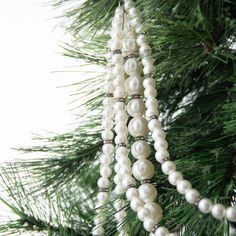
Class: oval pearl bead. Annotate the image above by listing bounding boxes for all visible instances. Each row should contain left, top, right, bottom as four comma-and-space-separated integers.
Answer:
103, 97, 114, 107
185, 189, 200, 204
211, 204, 226, 220
155, 227, 169, 236
138, 183, 157, 202
97, 192, 108, 203
145, 97, 158, 108
132, 159, 155, 181
127, 98, 145, 117
155, 149, 170, 163
124, 58, 139, 76
122, 175, 136, 188
114, 86, 125, 98
125, 76, 144, 95
168, 171, 183, 186
169, 233, 179, 236
152, 128, 166, 140
154, 139, 168, 150
100, 165, 112, 177
144, 86, 157, 98
102, 118, 113, 129
115, 123, 128, 134
142, 58, 154, 67
146, 108, 159, 118
101, 129, 114, 140
113, 64, 124, 76
116, 146, 129, 157
114, 102, 125, 112
117, 156, 131, 166
111, 40, 122, 51
128, 117, 149, 137
97, 177, 110, 188
115, 111, 128, 123
143, 218, 158, 232
137, 34, 147, 46
114, 199, 126, 210
115, 134, 128, 145
161, 161, 176, 175
226, 207, 236, 222
112, 54, 124, 64
126, 187, 139, 201
119, 165, 132, 176
145, 202, 163, 220
114, 174, 123, 185
100, 155, 112, 165
177, 180, 192, 195
137, 207, 150, 221
92, 226, 104, 235
102, 143, 114, 155
148, 119, 161, 131
131, 140, 151, 159
130, 197, 144, 212
139, 44, 152, 57
114, 184, 126, 195
143, 64, 156, 75
198, 198, 213, 214
122, 38, 138, 52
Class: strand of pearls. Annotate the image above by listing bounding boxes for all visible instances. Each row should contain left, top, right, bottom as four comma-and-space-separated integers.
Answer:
124, 0, 236, 224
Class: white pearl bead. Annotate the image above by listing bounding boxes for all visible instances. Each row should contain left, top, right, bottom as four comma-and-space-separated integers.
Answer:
226, 207, 236, 222
125, 76, 144, 95
122, 175, 136, 188
143, 217, 158, 232
111, 30, 123, 40
130, 197, 144, 212
117, 156, 131, 166
92, 226, 104, 235
113, 77, 124, 87
102, 118, 113, 129
168, 171, 183, 186
144, 86, 157, 98
114, 174, 123, 185
97, 192, 108, 203
152, 128, 166, 140
114, 184, 126, 195
113, 64, 124, 76
128, 7, 140, 18
103, 97, 114, 107
124, 0, 134, 10
100, 155, 112, 165
115, 6, 123, 14
111, 40, 122, 51
115, 134, 128, 145
102, 108, 114, 118
102, 143, 114, 155
177, 180, 192, 195
112, 54, 124, 64
155, 227, 169, 236
155, 149, 170, 163
115, 210, 127, 222
114, 102, 125, 112
128, 117, 149, 137
185, 189, 200, 204
126, 187, 139, 201
97, 177, 110, 188
100, 165, 112, 177
142, 58, 154, 67
137, 207, 150, 221
120, 165, 132, 176
115, 111, 128, 123
139, 44, 152, 57
114, 199, 126, 210
169, 233, 179, 236
127, 98, 145, 117
104, 82, 114, 93
132, 159, 155, 181
114, 162, 121, 173
161, 161, 176, 175
94, 216, 106, 225
131, 140, 151, 159
138, 183, 157, 202
148, 119, 161, 132
124, 58, 139, 76
130, 16, 143, 28
137, 34, 147, 46
198, 198, 213, 214
135, 24, 145, 34
145, 97, 158, 108
114, 86, 125, 98
122, 38, 138, 52
101, 129, 114, 140
211, 204, 226, 220
115, 123, 128, 134
145, 202, 163, 220
146, 108, 159, 118
143, 64, 156, 75
116, 146, 129, 156
154, 139, 168, 150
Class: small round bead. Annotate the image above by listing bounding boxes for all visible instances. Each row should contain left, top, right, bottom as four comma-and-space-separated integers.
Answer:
131, 140, 151, 159
226, 207, 236, 222
117, 156, 131, 166
152, 128, 166, 140
124, 58, 139, 76
114, 184, 126, 195
102, 143, 114, 154
102, 118, 114, 129
115, 134, 128, 145
122, 175, 136, 188
155, 227, 169, 236
139, 44, 152, 57
113, 77, 124, 86
115, 111, 128, 123
137, 34, 147, 46
97, 192, 108, 203
130, 197, 144, 212
146, 108, 159, 118
126, 187, 139, 201
198, 198, 213, 214
155, 149, 170, 163
177, 180, 192, 195
102, 108, 114, 118
111, 40, 122, 51
185, 189, 200, 204
114, 199, 126, 210
145, 202, 163, 221
144, 87, 157, 98
101, 129, 114, 140
145, 97, 158, 108
114, 174, 123, 185
100, 165, 112, 177
148, 119, 161, 131
122, 38, 138, 53
137, 207, 150, 221
113, 64, 124, 76
142, 58, 154, 67
161, 161, 176, 175
116, 146, 129, 157
97, 177, 110, 188
127, 98, 145, 117
115, 210, 127, 222
119, 165, 132, 176
128, 117, 149, 138
143, 218, 158, 232
154, 139, 168, 150
114, 86, 125, 98
211, 204, 226, 220
138, 183, 157, 202
103, 97, 114, 107
125, 76, 144, 95
168, 171, 183, 186
114, 102, 125, 112
94, 216, 106, 226
143, 64, 156, 75
132, 159, 155, 181
92, 226, 104, 235
115, 123, 128, 134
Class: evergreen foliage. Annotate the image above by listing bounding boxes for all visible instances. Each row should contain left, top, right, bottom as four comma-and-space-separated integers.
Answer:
0, 0, 236, 235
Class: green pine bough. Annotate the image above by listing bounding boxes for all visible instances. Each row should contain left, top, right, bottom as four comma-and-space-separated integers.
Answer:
0, 0, 235, 235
